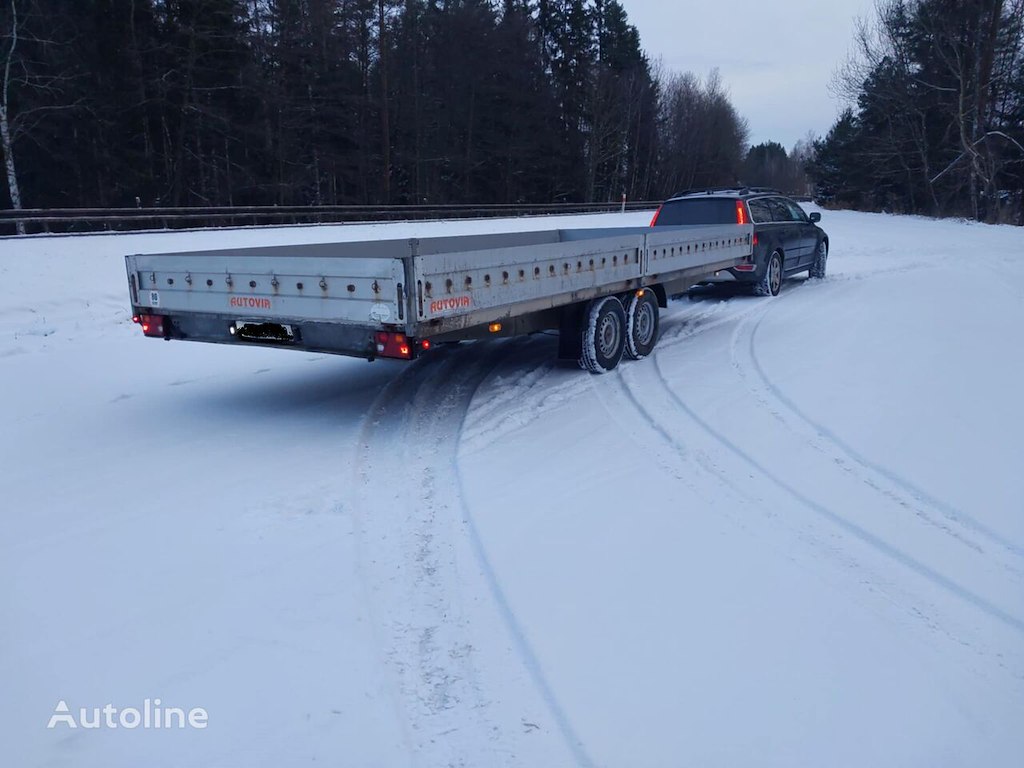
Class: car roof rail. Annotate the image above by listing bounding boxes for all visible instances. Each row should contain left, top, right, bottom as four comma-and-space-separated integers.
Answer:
670, 186, 750, 198
667, 186, 790, 201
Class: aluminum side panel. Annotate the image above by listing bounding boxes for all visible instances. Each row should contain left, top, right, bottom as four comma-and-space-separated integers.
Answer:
643, 224, 753, 275
414, 234, 645, 322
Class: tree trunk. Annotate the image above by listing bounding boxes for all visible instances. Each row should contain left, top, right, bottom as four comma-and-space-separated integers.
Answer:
0, 103, 23, 232
2, 0, 24, 233
378, 0, 391, 203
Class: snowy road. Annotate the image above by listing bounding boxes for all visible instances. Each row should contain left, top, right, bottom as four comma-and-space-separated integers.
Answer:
2, 210, 1023, 766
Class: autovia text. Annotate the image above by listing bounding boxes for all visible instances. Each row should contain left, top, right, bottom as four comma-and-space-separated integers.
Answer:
429, 296, 472, 314
230, 296, 272, 310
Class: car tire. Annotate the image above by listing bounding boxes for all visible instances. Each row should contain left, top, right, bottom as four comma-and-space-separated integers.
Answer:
753, 251, 783, 297
809, 240, 828, 279
578, 296, 626, 373
624, 290, 660, 360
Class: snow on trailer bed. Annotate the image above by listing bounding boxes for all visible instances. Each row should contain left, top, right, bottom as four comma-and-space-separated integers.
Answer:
2, 210, 1023, 768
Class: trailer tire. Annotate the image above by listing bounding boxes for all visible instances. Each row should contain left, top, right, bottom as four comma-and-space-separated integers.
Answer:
624, 290, 660, 360
579, 296, 626, 373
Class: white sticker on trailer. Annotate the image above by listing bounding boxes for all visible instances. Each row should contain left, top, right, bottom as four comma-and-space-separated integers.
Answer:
149, 291, 160, 307
369, 304, 392, 323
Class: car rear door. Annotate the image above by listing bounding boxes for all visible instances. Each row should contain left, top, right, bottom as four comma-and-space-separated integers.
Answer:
779, 198, 818, 267
764, 197, 803, 266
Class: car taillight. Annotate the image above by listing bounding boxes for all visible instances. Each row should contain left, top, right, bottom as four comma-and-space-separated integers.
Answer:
375, 331, 415, 360
649, 206, 662, 226
735, 200, 750, 225
135, 314, 167, 337
752, 232, 759, 246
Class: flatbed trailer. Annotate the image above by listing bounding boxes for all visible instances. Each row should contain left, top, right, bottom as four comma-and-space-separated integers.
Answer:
126, 222, 753, 372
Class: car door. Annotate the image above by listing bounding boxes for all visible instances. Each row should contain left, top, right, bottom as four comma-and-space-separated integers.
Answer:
780, 198, 818, 267
764, 197, 803, 267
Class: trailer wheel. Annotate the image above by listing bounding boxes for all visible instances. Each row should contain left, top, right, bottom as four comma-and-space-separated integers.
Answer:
579, 296, 626, 373
624, 290, 660, 360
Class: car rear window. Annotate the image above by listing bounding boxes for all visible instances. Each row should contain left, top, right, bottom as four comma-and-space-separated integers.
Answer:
654, 198, 737, 225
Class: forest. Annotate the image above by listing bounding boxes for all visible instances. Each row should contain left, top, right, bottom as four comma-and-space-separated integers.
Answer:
810, 0, 1024, 224
0, 0, 752, 211
1, 1, 1020, 225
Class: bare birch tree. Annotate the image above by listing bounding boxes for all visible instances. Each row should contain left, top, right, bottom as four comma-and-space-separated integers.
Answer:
1, 0, 24, 232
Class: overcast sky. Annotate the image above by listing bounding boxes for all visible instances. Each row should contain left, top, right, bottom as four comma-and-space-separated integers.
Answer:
619, 0, 876, 150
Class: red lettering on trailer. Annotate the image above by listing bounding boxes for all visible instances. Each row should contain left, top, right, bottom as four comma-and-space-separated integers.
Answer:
429, 296, 472, 315
229, 296, 272, 310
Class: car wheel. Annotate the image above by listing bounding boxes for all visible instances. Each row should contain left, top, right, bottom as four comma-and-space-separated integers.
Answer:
578, 296, 626, 373
624, 289, 660, 360
809, 241, 828, 279
753, 251, 783, 297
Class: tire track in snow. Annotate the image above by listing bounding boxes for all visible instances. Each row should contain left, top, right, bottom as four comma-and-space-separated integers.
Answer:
588, 295, 787, 529
452, 346, 598, 768
731, 291, 1024, 572
353, 340, 594, 768
647, 324, 1024, 637
581, 277, 1024, 673
458, 341, 582, 455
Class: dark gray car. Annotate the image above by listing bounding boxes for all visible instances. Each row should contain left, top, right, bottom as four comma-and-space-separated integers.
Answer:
651, 188, 829, 296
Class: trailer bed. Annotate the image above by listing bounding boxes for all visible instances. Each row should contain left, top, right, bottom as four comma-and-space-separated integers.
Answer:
126, 222, 752, 366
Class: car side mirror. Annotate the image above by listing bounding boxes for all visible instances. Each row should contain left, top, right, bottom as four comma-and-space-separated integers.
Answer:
809, 212, 822, 223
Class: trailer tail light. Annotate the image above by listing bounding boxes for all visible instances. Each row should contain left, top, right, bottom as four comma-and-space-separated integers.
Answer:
735, 200, 749, 225
375, 331, 414, 360
420, 339, 431, 351
649, 206, 662, 226
135, 314, 167, 337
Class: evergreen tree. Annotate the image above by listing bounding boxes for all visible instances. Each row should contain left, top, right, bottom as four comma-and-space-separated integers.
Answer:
807, 109, 870, 208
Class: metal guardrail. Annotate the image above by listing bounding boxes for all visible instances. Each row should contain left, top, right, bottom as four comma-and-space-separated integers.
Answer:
0, 202, 660, 236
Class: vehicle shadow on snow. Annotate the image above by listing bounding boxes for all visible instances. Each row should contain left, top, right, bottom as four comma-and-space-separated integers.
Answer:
683, 275, 809, 301
175, 356, 409, 424
178, 336, 567, 426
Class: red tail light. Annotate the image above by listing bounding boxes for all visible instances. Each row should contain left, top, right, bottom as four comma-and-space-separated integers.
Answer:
735, 200, 749, 225
752, 233, 759, 246
649, 206, 662, 226
375, 331, 415, 360
136, 314, 167, 337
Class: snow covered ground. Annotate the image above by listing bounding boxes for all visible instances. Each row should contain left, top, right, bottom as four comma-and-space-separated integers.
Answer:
2, 209, 1022, 767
